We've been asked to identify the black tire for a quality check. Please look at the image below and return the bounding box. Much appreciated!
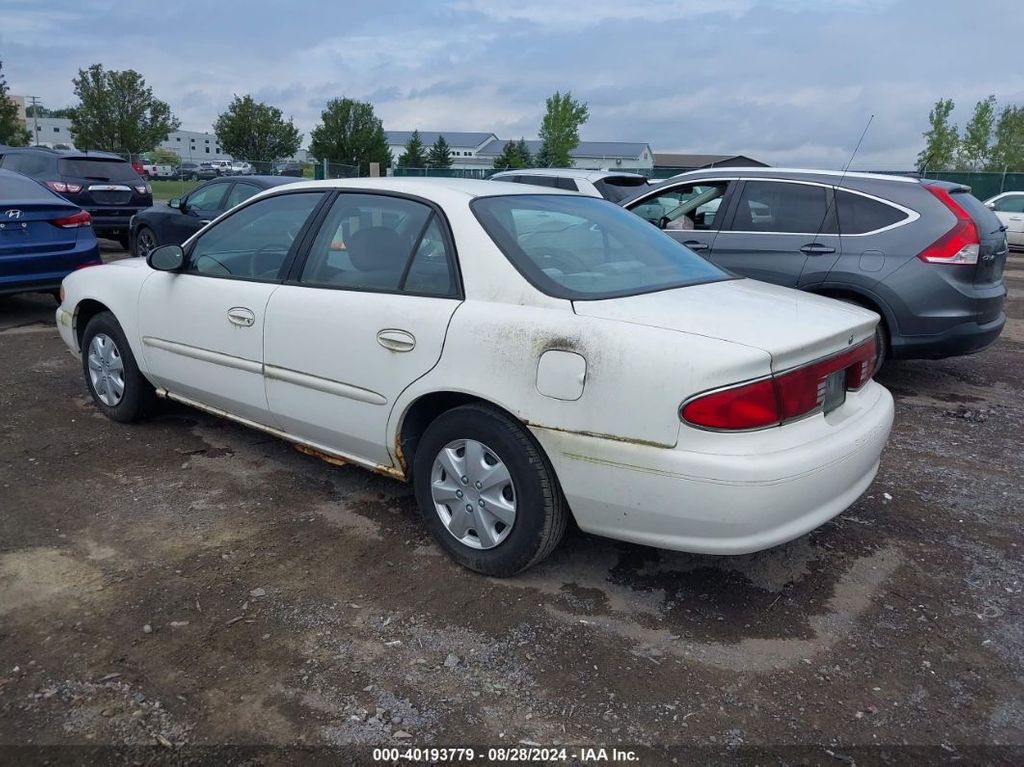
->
[412,404,568,576]
[116,233,130,251]
[134,225,158,259]
[81,311,156,423]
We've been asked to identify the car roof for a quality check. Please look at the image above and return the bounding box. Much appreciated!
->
[491,168,646,181]
[658,166,919,185]
[266,177,579,200]
[2,146,128,162]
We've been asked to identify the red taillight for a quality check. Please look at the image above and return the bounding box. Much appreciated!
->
[46,180,68,193]
[919,185,980,265]
[680,378,781,430]
[52,210,92,228]
[681,339,877,430]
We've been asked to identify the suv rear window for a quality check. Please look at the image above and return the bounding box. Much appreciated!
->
[836,190,908,234]
[58,158,140,182]
[472,194,729,300]
[593,176,647,202]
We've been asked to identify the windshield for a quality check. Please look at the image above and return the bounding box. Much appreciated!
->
[472,194,730,300]
[58,158,140,182]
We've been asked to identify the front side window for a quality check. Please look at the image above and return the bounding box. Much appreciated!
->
[224,183,260,209]
[629,182,729,230]
[729,180,835,234]
[185,182,230,210]
[187,192,322,280]
[299,193,457,296]
[472,194,729,300]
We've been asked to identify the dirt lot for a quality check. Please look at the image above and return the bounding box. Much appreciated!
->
[1,242,1022,760]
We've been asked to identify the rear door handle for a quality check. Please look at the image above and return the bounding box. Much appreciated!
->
[800,243,836,255]
[377,328,416,352]
[227,307,255,327]
[682,240,709,252]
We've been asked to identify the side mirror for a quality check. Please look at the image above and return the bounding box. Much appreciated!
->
[985,201,996,209]
[168,197,182,210]
[147,244,185,272]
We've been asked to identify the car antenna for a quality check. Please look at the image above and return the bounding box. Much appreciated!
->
[809,114,874,243]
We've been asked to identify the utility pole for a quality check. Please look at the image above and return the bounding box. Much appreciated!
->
[27,96,41,145]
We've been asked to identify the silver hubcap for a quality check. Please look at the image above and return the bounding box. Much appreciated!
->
[137,230,155,258]
[87,333,125,406]
[430,439,516,550]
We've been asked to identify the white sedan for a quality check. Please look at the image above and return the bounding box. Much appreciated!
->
[56,178,894,576]
[985,192,1024,248]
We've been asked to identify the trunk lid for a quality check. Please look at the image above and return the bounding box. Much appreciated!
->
[0,201,81,259]
[573,278,878,372]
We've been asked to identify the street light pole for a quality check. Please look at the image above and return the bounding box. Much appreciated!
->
[27,96,41,146]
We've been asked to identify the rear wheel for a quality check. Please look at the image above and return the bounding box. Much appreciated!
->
[81,312,156,422]
[412,404,568,576]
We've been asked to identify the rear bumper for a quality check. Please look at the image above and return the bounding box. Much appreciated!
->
[891,312,1005,359]
[86,209,150,237]
[530,382,894,555]
[0,244,102,296]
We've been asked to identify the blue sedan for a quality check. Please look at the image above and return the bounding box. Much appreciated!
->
[0,168,101,297]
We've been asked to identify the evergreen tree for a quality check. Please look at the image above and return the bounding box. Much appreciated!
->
[427,134,453,168]
[398,130,428,167]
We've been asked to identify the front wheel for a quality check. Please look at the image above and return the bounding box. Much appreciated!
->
[81,312,156,422]
[412,404,568,576]
[134,226,157,259]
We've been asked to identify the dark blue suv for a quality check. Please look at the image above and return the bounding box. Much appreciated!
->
[0,147,152,249]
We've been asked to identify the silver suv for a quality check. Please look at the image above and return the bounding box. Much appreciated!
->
[621,168,1008,368]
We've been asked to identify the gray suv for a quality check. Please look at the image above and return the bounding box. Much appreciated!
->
[622,168,1008,367]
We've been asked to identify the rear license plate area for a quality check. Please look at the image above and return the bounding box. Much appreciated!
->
[823,369,847,414]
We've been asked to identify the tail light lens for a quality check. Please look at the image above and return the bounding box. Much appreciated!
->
[135,184,151,195]
[681,338,877,430]
[52,210,92,228]
[919,185,980,265]
[45,181,83,194]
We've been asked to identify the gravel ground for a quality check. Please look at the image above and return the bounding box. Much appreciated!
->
[0,243,1022,761]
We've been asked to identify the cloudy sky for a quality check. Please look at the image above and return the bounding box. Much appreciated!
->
[3,0,1022,168]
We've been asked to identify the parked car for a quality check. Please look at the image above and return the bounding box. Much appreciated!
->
[175,162,218,181]
[129,176,295,259]
[0,147,152,249]
[57,178,893,576]
[230,160,255,176]
[0,168,101,297]
[209,160,233,176]
[141,161,175,180]
[272,160,305,177]
[490,169,649,202]
[621,168,1008,370]
[984,192,1024,249]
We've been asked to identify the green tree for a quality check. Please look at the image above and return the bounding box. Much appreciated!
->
[916,98,958,172]
[398,129,428,167]
[492,137,532,170]
[0,61,30,146]
[147,147,180,165]
[427,134,453,168]
[537,90,589,168]
[69,64,179,154]
[956,95,996,170]
[309,98,392,175]
[214,95,302,163]
[987,105,1024,171]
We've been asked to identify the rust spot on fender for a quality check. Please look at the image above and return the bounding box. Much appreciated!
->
[524,421,672,450]
[392,432,409,481]
[293,443,349,467]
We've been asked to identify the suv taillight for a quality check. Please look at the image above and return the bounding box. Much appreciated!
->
[52,210,92,228]
[681,339,876,430]
[45,181,82,194]
[919,185,980,265]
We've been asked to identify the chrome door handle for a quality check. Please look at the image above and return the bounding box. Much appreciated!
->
[682,240,709,251]
[227,307,255,327]
[377,329,416,352]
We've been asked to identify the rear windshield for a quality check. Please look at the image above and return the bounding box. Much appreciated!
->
[593,176,648,202]
[471,194,730,300]
[58,158,140,182]
[0,172,52,199]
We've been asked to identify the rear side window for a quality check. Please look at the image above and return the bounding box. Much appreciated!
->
[472,194,729,300]
[4,152,53,176]
[58,158,139,182]
[516,175,561,189]
[299,193,458,297]
[836,190,908,234]
[556,177,579,191]
[593,176,647,202]
[730,181,835,234]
